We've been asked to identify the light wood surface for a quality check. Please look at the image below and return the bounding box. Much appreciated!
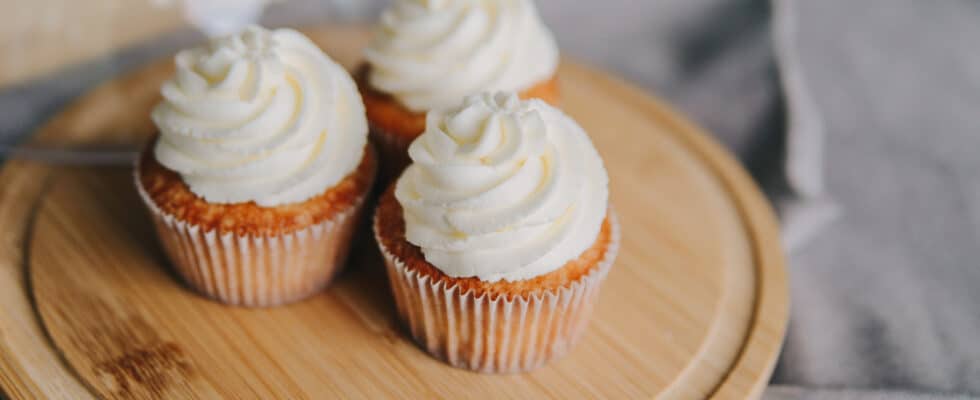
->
[0,0,185,87]
[0,26,788,399]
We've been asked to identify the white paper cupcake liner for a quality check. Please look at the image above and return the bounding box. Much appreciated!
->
[135,164,366,307]
[375,209,620,373]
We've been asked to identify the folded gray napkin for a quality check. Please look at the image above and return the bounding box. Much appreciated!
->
[768,0,980,397]
[767,385,975,400]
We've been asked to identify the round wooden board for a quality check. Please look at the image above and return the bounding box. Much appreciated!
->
[0,26,787,400]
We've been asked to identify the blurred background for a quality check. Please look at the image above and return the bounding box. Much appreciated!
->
[2,1,978,399]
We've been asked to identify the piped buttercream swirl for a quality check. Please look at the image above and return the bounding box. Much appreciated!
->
[151,25,368,206]
[395,92,608,282]
[364,0,559,112]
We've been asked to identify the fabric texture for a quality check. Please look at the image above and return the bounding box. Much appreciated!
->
[770,0,980,397]
[766,385,974,400]
[1,0,978,398]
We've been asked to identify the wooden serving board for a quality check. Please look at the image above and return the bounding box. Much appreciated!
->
[0,26,787,399]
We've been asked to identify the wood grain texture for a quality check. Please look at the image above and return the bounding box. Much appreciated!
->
[0,0,185,87]
[0,26,788,399]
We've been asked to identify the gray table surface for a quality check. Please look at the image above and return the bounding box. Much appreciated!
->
[1,1,977,398]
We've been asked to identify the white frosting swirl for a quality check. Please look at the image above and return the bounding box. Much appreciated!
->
[395,93,608,282]
[151,26,368,206]
[364,0,559,112]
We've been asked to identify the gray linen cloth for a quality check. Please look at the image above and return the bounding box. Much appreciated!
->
[1,0,977,398]
[769,0,980,398]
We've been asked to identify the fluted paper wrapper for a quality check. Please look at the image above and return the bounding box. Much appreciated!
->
[136,177,365,307]
[376,212,620,373]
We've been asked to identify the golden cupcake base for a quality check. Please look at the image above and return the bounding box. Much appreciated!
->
[374,187,619,373]
[135,146,377,307]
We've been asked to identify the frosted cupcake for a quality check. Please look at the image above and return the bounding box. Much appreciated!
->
[374,93,618,372]
[358,0,561,184]
[136,26,376,307]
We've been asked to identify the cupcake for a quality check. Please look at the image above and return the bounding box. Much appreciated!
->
[135,26,376,307]
[358,0,561,185]
[374,92,618,372]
